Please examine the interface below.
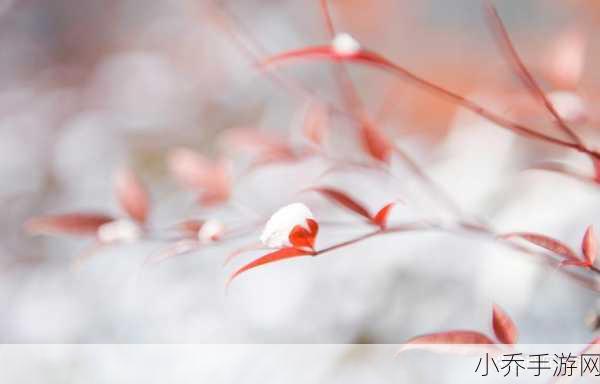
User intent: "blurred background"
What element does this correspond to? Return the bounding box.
[1,0,600,353]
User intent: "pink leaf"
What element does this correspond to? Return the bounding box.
[223,242,266,266]
[228,247,312,284]
[303,103,328,145]
[220,127,293,158]
[492,304,518,345]
[502,232,579,261]
[309,187,372,220]
[114,167,149,224]
[145,240,200,265]
[167,148,231,206]
[25,213,114,236]
[289,219,319,250]
[373,203,395,229]
[360,122,393,163]
[581,225,597,266]
[174,219,205,238]
[399,331,498,356]
[545,27,586,89]
[593,158,600,183]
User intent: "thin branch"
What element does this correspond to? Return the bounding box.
[484,2,586,148]
[310,221,600,289]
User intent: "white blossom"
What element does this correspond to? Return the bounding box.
[97,219,142,243]
[260,203,314,248]
[198,219,224,244]
[332,33,361,56]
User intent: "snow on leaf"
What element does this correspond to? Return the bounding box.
[309,187,372,220]
[492,304,518,345]
[25,213,114,236]
[227,247,312,285]
[582,225,597,266]
[501,232,579,261]
[373,203,395,229]
[114,167,149,224]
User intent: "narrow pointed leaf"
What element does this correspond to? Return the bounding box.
[25,213,114,236]
[228,247,312,284]
[582,225,597,265]
[145,240,200,265]
[558,259,590,268]
[502,232,579,261]
[492,304,518,345]
[309,187,372,220]
[399,331,497,356]
[168,148,231,206]
[373,203,395,229]
[115,167,149,224]
[360,122,393,163]
[303,103,328,145]
[223,242,266,266]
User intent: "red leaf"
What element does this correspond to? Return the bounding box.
[581,225,597,265]
[502,232,579,261]
[289,219,319,250]
[309,187,372,220]
[25,213,114,236]
[261,46,348,70]
[360,122,393,163]
[228,247,312,284]
[373,203,395,229]
[167,148,231,206]
[114,167,149,224]
[492,304,518,345]
[399,331,498,356]
[558,259,591,268]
